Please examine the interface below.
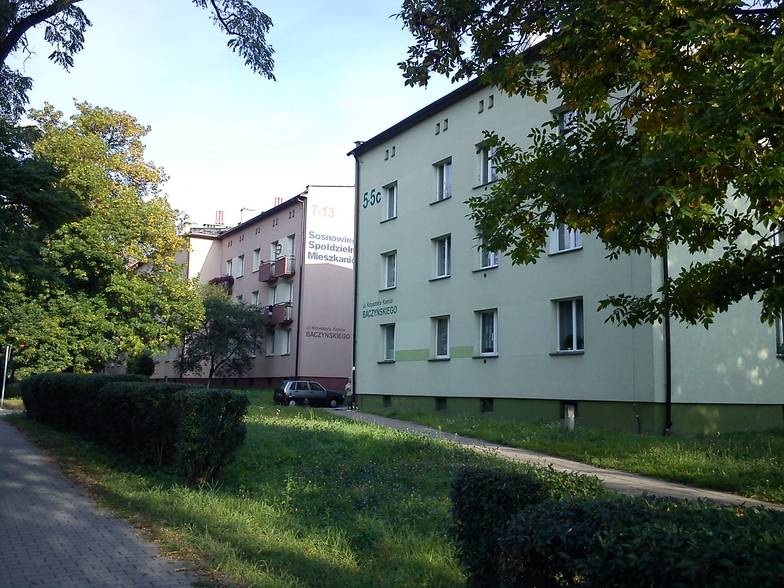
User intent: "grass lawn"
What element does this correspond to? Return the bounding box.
[368,410,784,504]
[8,405,548,588]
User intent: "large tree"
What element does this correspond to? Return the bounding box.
[175,284,268,388]
[0,0,275,120]
[398,0,784,327]
[0,102,203,376]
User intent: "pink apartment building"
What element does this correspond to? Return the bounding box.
[153,185,355,389]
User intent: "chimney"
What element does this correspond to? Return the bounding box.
[274,197,283,206]
[215,210,224,225]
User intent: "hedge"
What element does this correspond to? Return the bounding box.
[499,495,784,588]
[20,374,249,485]
[449,466,607,588]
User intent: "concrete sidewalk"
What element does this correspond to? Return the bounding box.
[328,408,784,511]
[0,410,197,588]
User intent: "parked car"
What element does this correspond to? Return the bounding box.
[273,380,345,407]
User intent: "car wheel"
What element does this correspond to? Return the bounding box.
[330,398,338,408]
[288,399,297,407]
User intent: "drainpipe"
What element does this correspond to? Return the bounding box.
[351,144,362,408]
[294,197,306,379]
[663,249,673,436]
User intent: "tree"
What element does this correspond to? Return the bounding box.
[126,349,157,378]
[398,0,784,327]
[0,102,203,376]
[175,285,268,388]
[0,119,86,289]
[0,0,275,121]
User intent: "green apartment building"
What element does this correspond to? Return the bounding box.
[349,80,784,435]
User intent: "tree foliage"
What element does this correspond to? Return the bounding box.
[0,102,203,377]
[175,284,268,387]
[398,0,784,327]
[0,0,274,121]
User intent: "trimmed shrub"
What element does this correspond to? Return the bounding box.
[450,466,607,588]
[499,495,784,588]
[20,374,249,485]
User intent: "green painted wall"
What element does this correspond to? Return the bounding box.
[355,394,784,436]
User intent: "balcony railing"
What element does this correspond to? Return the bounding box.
[258,261,276,283]
[273,255,296,278]
[270,302,293,325]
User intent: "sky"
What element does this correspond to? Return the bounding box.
[9,0,459,227]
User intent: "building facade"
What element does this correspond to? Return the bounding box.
[154,185,355,389]
[349,81,784,435]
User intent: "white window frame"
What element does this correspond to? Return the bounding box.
[236,254,245,277]
[270,240,282,260]
[434,235,451,279]
[251,291,259,307]
[433,316,450,359]
[382,251,397,289]
[550,223,583,254]
[382,324,395,362]
[478,310,498,356]
[557,298,584,353]
[225,258,233,276]
[269,285,277,306]
[435,158,452,201]
[384,182,398,220]
[252,248,261,272]
[478,236,499,269]
[282,329,291,355]
[266,332,275,356]
[480,145,498,184]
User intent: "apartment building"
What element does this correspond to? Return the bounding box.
[349,80,784,435]
[154,185,354,389]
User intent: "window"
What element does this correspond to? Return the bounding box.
[551,224,583,253]
[282,329,291,355]
[777,316,784,357]
[481,145,497,184]
[225,258,233,276]
[253,248,261,271]
[434,235,451,278]
[236,254,245,277]
[478,236,499,269]
[559,109,577,142]
[267,332,275,356]
[384,183,397,220]
[382,324,395,362]
[479,310,498,355]
[557,298,584,352]
[250,343,256,358]
[435,159,452,201]
[382,251,396,289]
[269,285,277,306]
[236,295,243,303]
[251,291,259,307]
[278,282,293,303]
[434,316,450,359]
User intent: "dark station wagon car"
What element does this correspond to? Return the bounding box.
[273,380,345,408]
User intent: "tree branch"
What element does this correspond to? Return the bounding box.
[0,0,82,66]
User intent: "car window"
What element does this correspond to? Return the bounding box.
[295,381,308,391]
[310,382,326,392]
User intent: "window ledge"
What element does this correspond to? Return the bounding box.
[473,180,497,190]
[548,246,583,256]
[429,196,452,205]
[378,360,396,364]
[550,350,585,356]
[380,216,397,224]
[473,354,498,359]
[428,357,451,362]
[429,275,451,282]
[379,286,396,292]
[472,265,498,273]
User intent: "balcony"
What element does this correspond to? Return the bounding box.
[273,255,296,278]
[270,302,293,325]
[258,261,276,283]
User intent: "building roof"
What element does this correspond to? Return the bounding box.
[348,78,484,158]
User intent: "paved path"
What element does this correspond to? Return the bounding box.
[0,410,197,588]
[328,409,784,511]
